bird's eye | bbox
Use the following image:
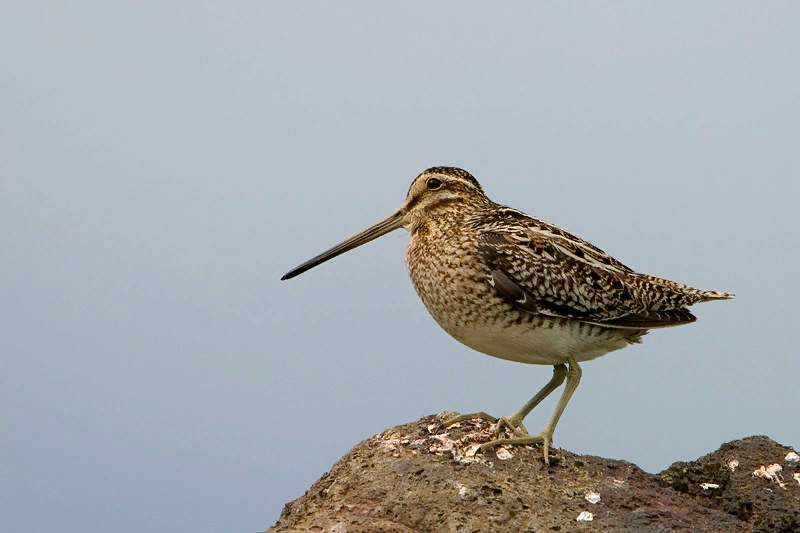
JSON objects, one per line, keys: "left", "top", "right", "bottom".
{"left": 426, "top": 178, "right": 442, "bottom": 189}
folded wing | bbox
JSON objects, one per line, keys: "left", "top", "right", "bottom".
{"left": 478, "top": 228, "right": 700, "bottom": 329}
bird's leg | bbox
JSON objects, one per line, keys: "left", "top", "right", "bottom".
{"left": 479, "top": 359, "right": 582, "bottom": 466}
{"left": 536, "top": 358, "right": 581, "bottom": 465}
{"left": 444, "top": 364, "right": 568, "bottom": 439}
{"left": 496, "top": 363, "right": 568, "bottom": 433}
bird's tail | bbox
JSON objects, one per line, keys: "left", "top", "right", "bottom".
{"left": 697, "top": 290, "right": 735, "bottom": 302}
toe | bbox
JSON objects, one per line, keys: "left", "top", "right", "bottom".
{"left": 443, "top": 412, "right": 497, "bottom": 426}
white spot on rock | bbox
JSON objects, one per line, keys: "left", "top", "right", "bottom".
{"left": 378, "top": 434, "right": 410, "bottom": 450}
{"left": 576, "top": 511, "right": 593, "bottom": 522}
{"left": 794, "top": 473, "right": 800, "bottom": 486}
{"left": 584, "top": 490, "right": 601, "bottom": 504}
{"left": 465, "top": 444, "right": 481, "bottom": 458}
{"left": 429, "top": 435, "right": 458, "bottom": 454}
{"left": 785, "top": 451, "right": 799, "bottom": 463}
{"left": 753, "top": 463, "right": 786, "bottom": 489}
{"left": 727, "top": 458, "right": 739, "bottom": 472}
{"left": 700, "top": 483, "right": 719, "bottom": 490}
{"left": 457, "top": 483, "right": 478, "bottom": 501}
{"left": 612, "top": 477, "right": 625, "bottom": 487}
{"left": 495, "top": 447, "right": 513, "bottom": 460}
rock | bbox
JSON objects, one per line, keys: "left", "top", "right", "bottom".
{"left": 659, "top": 435, "right": 800, "bottom": 533}
{"left": 268, "top": 414, "right": 798, "bottom": 533}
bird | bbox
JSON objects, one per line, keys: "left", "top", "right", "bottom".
{"left": 280, "top": 166, "right": 733, "bottom": 465}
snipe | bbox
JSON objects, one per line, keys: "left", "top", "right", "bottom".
{"left": 281, "top": 167, "right": 733, "bottom": 465}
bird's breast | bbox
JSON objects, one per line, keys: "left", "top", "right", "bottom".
{"left": 405, "top": 230, "right": 494, "bottom": 329}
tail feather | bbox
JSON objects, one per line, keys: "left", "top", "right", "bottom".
{"left": 636, "top": 272, "right": 735, "bottom": 305}
{"left": 698, "top": 290, "right": 735, "bottom": 302}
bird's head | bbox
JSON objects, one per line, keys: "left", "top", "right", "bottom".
{"left": 281, "top": 167, "right": 488, "bottom": 280}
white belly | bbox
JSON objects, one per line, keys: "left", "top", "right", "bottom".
{"left": 444, "top": 318, "right": 631, "bottom": 366}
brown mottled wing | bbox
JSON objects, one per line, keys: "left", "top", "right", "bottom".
{"left": 489, "top": 268, "right": 539, "bottom": 314}
{"left": 601, "top": 309, "right": 696, "bottom": 328}
{"left": 478, "top": 230, "right": 697, "bottom": 328}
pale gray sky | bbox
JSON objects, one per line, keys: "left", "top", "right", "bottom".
{"left": 1, "top": 2, "right": 798, "bottom": 532}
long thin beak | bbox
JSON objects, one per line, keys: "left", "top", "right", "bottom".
{"left": 281, "top": 209, "right": 405, "bottom": 280}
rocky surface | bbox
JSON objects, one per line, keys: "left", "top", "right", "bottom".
{"left": 659, "top": 435, "right": 800, "bottom": 532}
{"left": 268, "top": 414, "right": 799, "bottom": 532}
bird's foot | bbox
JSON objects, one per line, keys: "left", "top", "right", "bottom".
{"left": 443, "top": 411, "right": 497, "bottom": 426}
{"left": 443, "top": 412, "right": 529, "bottom": 437}
{"left": 479, "top": 428, "right": 555, "bottom": 466}
{"left": 444, "top": 412, "right": 558, "bottom": 464}
{"left": 494, "top": 415, "right": 530, "bottom": 438}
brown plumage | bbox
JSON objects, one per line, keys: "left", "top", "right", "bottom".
{"left": 282, "top": 166, "right": 734, "bottom": 465}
